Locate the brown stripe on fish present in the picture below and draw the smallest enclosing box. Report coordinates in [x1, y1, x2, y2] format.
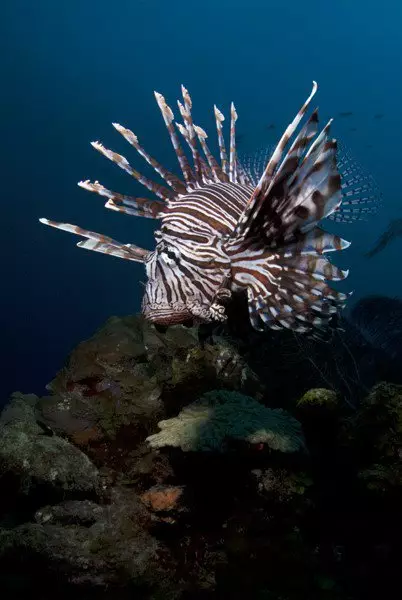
[163, 183, 252, 236]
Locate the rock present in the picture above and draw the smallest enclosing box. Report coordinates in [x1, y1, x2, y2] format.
[36, 393, 104, 447]
[0, 487, 175, 594]
[5, 309, 402, 598]
[35, 316, 265, 455]
[342, 382, 402, 493]
[35, 500, 104, 526]
[1, 392, 39, 431]
[0, 392, 100, 497]
[169, 339, 265, 401]
[40, 316, 166, 444]
[359, 463, 402, 493]
[342, 382, 402, 455]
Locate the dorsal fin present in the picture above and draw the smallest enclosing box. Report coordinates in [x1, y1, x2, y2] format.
[154, 91, 196, 191]
[78, 180, 166, 218]
[229, 103, 238, 183]
[90, 141, 174, 201]
[194, 125, 227, 183]
[112, 123, 187, 195]
[177, 85, 203, 184]
[214, 105, 230, 179]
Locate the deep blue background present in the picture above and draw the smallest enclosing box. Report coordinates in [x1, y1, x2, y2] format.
[3, 0, 402, 400]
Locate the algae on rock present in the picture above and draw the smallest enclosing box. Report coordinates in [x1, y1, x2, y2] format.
[0, 488, 173, 592]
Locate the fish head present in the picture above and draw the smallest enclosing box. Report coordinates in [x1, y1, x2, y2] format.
[141, 240, 197, 326]
[141, 236, 230, 326]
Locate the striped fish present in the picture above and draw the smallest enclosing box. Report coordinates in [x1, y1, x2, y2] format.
[39, 82, 377, 335]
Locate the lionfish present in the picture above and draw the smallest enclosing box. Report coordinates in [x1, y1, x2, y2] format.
[40, 82, 379, 335]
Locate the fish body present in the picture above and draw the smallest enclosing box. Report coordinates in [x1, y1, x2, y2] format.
[40, 83, 379, 335]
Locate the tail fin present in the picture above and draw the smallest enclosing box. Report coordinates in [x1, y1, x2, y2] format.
[329, 144, 381, 223]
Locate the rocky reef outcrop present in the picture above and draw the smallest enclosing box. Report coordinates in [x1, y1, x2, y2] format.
[1, 314, 402, 599]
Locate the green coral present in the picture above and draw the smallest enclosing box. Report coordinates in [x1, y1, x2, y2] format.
[146, 390, 304, 453]
[297, 388, 338, 409]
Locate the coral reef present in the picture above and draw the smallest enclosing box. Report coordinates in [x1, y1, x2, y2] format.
[1, 312, 402, 598]
[146, 390, 304, 453]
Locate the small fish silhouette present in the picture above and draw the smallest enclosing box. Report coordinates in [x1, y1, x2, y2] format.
[365, 219, 402, 258]
[338, 111, 354, 118]
[373, 113, 384, 120]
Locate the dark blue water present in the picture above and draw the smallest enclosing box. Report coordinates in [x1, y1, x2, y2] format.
[3, 0, 402, 400]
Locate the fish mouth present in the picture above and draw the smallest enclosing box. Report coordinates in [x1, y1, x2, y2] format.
[153, 319, 194, 334]
[154, 323, 169, 334]
[141, 302, 194, 326]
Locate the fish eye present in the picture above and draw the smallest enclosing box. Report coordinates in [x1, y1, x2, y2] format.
[158, 243, 181, 265]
